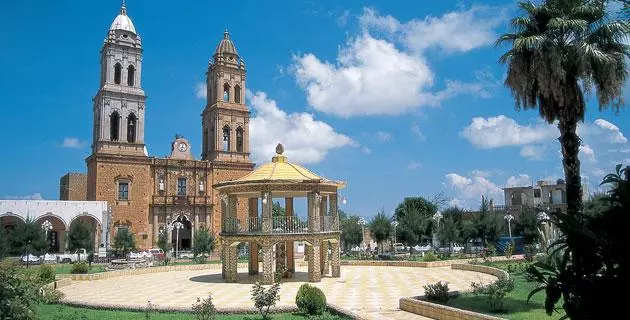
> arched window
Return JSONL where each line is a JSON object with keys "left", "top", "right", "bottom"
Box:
{"left": 223, "top": 83, "right": 230, "bottom": 102}
{"left": 127, "top": 65, "right": 135, "bottom": 86}
{"left": 114, "top": 63, "right": 122, "bottom": 84}
{"left": 222, "top": 125, "right": 231, "bottom": 152}
{"left": 236, "top": 127, "right": 244, "bottom": 152}
{"left": 234, "top": 85, "right": 241, "bottom": 103}
{"left": 127, "top": 113, "right": 137, "bottom": 143}
{"left": 110, "top": 111, "right": 120, "bottom": 141}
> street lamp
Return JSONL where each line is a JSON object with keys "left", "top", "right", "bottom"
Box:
{"left": 358, "top": 217, "right": 367, "bottom": 250}
{"left": 432, "top": 211, "right": 443, "bottom": 248}
{"left": 504, "top": 214, "right": 514, "bottom": 239}
{"left": 391, "top": 220, "right": 399, "bottom": 244}
{"left": 537, "top": 211, "right": 551, "bottom": 249}
{"left": 42, "top": 220, "right": 53, "bottom": 252}
{"left": 173, "top": 221, "right": 184, "bottom": 258}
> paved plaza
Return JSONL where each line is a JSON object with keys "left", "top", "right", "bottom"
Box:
{"left": 59, "top": 264, "right": 496, "bottom": 320}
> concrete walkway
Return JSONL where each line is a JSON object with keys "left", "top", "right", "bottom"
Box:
{"left": 59, "top": 264, "right": 496, "bottom": 320}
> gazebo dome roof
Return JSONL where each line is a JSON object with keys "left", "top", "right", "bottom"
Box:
{"left": 215, "top": 144, "right": 345, "bottom": 189}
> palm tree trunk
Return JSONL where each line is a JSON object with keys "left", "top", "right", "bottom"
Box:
{"left": 557, "top": 118, "right": 583, "bottom": 218}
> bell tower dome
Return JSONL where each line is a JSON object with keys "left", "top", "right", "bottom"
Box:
{"left": 201, "top": 30, "right": 251, "bottom": 163}
{"left": 91, "top": 1, "right": 147, "bottom": 156}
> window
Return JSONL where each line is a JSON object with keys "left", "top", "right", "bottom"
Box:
{"left": 222, "top": 125, "right": 231, "bottom": 151}
{"left": 110, "top": 111, "right": 120, "bottom": 141}
{"left": 118, "top": 182, "right": 129, "bottom": 200}
{"left": 127, "top": 113, "right": 137, "bottom": 143}
{"left": 177, "top": 178, "right": 187, "bottom": 196}
{"left": 234, "top": 85, "right": 241, "bottom": 103}
{"left": 534, "top": 189, "right": 541, "bottom": 198}
{"left": 114, "top": 63, "right": 122, "bottom": 84}
{"left": 223, "top": 83, "right": 230, "bottom": 102}
{"left": 127, "top": 65, "right": 135, "bottom": 86}
{"left": 548, "top": 191, "right": 554, "bottom": 204}
{"left": 236, "top": 127, "right": 244, "bottom": 152}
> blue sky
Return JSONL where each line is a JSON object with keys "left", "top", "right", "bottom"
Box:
{"left": 1, "top": 0, "right": 628, "bottom": 217}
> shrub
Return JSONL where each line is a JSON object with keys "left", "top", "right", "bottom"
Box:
{"left": 423, "top": 281, "right": 450, "bottom": 303}
{"left": 71, "top": 261, "right": 89, "bottom": 274}
{"left": 38, "top": 264, "right": 56, "bottom": 283}
{"left": 471, "top": 274, "right": 515, "bottom": 311}
{"left": 423, "top": 252, "right": 438, "bottom": 262}
{"left": 161, "top": 257, "right": 171, "bottom": 266}
{"left": 0, "top": 260, "right": 41, "bottom": 320}
{"left": 296, "top": 283, "right": 327, "bottom": 315}
{"left": 251, "top": 281, "right": 281, "bottom": 319}
{"left": 504, "top": 242, "right": 514, "bottom": 258}
{"left": 193, "top": 256, "right": 208, "bottom": 264}
{"left": 192, "top": 295, "right": 216, "bottom": 320}
{"left": 524, "top": 244, "right": 537, "bottom": 262}
{"left": 40, "top": 285, "right": 65, "bottom": 304}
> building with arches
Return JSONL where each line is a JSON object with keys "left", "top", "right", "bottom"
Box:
{"left": 60, "top": 2, "right": 256, "bottom": 250}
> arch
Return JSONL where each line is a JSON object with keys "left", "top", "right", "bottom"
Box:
{"left": 223, "top": 83, "right": 230, "bottom": 102}
{"left": 234, "top": 84, "right": 241, "bottom": 103}
{"left": 236, "top": 127, "right": 244, "bottom": 152}
{"left": 171, "top": 215, "right": 192, "bottom": 252}
{"left": 127, "top": 65, "right": 135, "bottom": 86}
{"left": 34, "top": 213, "right": 69, "bottom": 230}
{"left": 35, "top": 214, "right": 68, "bottom": 253}
{"left": 68, "top": 213, "right": 102, "bottom": 228}
{"left": 110, "top": 111, "right": 120, "bottom": 141}
{"left": 222, "top": 125, "right": 231, "bottom": 152}
{"left": 0, "top": 212, "right": 26, "bottom": 223}
{"left": 114, "top": 63, "right": 122, "bottom": 84}
{"left": 127, "top": 113, "right": 137, "bottom": 143}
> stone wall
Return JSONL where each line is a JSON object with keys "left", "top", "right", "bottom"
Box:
{"left": 59, "top": 172, "right": 87, "bottom": 201}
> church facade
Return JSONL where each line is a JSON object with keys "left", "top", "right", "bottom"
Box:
{"left": 63, "top": 3, "right": 255, "bottom": 250}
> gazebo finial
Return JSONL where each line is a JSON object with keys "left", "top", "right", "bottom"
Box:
{"left": 275, "top": 143, "right": 284, "bottom": 155}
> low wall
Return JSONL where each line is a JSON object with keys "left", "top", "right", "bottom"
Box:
{"left": 340, "top": 255, "right": 522, "bottom": 268}
{"left": 56, "top": 263, "right": 247, "bottom": 281}
{"left": 398, "top": 264, "right": 509, "bottom": 320}
{"left": 43, "top": 278, "right": 72, "bottom": 291}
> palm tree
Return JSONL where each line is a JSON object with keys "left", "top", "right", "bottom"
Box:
{"left": 497, "top": 0, "right": 627, "bottom": 270}
{"left": 497, "top": 0, "right": 628, "bottom": 224}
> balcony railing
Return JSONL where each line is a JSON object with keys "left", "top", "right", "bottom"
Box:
{"left": 222, "top": 215, "right": 338, "bottom": 234}
{"left": 151, "top": 195, "right": 211, "bottom": 206}
{"left": 491, "top": 203, "right": 567, "bottom": 214}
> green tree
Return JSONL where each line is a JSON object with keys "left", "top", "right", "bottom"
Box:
{"left": 0, "top": 260, "right": 42, "bottom": 320}
{"left": 368, "top": 210, "right": 392, "bottom": 253}
{"left": 157, "top": 231, "right": 172, "bottom": 253}
{"left": 0, "top": 221, "right": 7, "bottom": 259}
{"left": 68, "top": 220, "right": 94, "bottom": 261}
{"left": 394, "top": 197, "right": 436, "bottom": 247}
{"left": 473, "top": 203, "right": 504, "bottom": 246}
{"left": 514, "top": 208, "right": 541, "bottom": 245}
{"left": 192, "top": 227, "right": 215, "bottom": 260}
{"left": 113, "top": 228, "right": 136, "bottom": 257}
{"left": 437, "top": 207, "right": 468, "bottom": 252}
{"left": 9, "top": 218, "right": 47, "bottom": 267}
{"left": 272, "top": 201, "right": 285, "bottom": 217}
{"left": 340, "top": 215, "right": 362, "bottom": 252}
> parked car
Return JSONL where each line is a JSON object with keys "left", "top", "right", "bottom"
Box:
{"left": 392, "top": 243, "right": 405, "bottom": 253}
{"left": 129, "top": 250, "right": 153, "bottom": 259}
{"left": 58, "top": 249, "right": 89, "bottom": 263}
{"left": 178, "top": 250, "right": 194, "bottom": 259}
{"left": 148, "top": 248, "right": 165, "bottom": 259}
{"left": 21, "top": 254, "right": 43, "bottom": 265}
{"left": 42, "top": 253, "right": 58, "bottom": 263}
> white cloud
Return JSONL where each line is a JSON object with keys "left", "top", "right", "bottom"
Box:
{"left": 593, "top": 119, "right": 627, "bottom": 143}
{"left": 444, "top": 172, "right": 502, "bottom": 206}
{"left": 448, "top": 198, "right": 465, "bottom": 208}
{"left": 520, "top": 145, "right": 544, "bottom": 160}
{"left": 195, "top": 82, "right": 207, "bottom": 99}
{"left": 375, "top": 131, "right": 393, "bottom": 142}
{"left": 2, "top": 193, "right": 44, "bottom": 200}
{"left": 248, "top": 91, "right": 355, "bottom": 164}
{"left": 61, "top": 137, "right": 87, "bottom": 148}
{"left": 337, "top": 10, "right": 350, "bottom": 26}
{"left": 407, "top": 161, "right": 422, "bottom": 170}
{"left": 461, "top": 115, "right": 556, "bottom": 149}
{"left": 360, "top": 6, "right": 505, "bottom": 53}
{"left": 410, "top": 121, "right": 426, "bottom": 141}
{"left": 506, "top": 174, "right": 531, "bottom": 187}
{"left": 580, "top": 144, "right": 596, "bottom": 162}
{"left": 471, "top": 169, "right": 491, "bottom": 178}
{"left": 361, "top": 147, "right": 372, "bottom": 154}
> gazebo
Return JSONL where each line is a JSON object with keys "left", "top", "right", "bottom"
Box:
{"left": 214, "top": 144, "right": 344, "bottom": 284}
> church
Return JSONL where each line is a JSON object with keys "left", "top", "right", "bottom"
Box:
{"left": 61, "top": 2, "right": 255, "bottom": 250}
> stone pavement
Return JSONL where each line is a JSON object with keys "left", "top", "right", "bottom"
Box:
{"left": 59, "top": 264, "right": 496, "bottom": 320}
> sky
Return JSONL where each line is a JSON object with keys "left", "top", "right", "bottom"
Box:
{"left": 0, "top": 0, "right": 628, "bottom": 218}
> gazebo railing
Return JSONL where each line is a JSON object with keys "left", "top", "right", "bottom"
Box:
{"left": 223, "top": 216, "right": 338, "bottom": 234}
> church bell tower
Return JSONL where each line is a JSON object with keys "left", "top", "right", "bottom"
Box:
{"left": 201, "top": 31, "right": 251, "bottom": 163}
{"left": 92, "top": 2, "right": 147, "bottom": 156}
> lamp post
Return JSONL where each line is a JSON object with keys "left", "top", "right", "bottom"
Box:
{"left": 173, "top": 221, "right": 183, "bottom": 259}
{"left": 504, "top": 213, "right": 514, "bottom": 239}
{"left": 358, "top": 217, "right": 367, "bottom": 250}
{"left": 391, "top": 220, "right": 399, "bottom": 244}
{"left": 42, "top": 220, "right": 53, "bottom": 252}
{"left": 432, "top": 211, "right": 443, "bottom": 248}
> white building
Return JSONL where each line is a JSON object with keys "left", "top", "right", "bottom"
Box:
{"left": 0, "top": 200, "right": 110, "bottom": 253}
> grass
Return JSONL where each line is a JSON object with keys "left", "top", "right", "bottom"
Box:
{"left": 37, "top": 304, "right": 347, "bottom": 320}
{"left": 444, "top": 260, "right": 564, "bottom": 320}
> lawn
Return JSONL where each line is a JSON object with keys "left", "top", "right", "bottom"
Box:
{"left": 37, "top": 304, "right": 347, "bottom": 320}
{"left": 445, "top": 261, "right": 564, "bottom": 320}
{"left": 52, "top": 264, "right": 106, "bottom": 274}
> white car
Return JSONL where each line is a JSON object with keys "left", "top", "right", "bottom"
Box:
{"left": 21, "top": 254, "right": 43, "bottom": 264}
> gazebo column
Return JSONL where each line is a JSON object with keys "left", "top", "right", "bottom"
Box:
{"left": 321, "top": 241, "right": 329, "bottom": 275}
{"left": 307, "top": 239, "right": 322, "bottom": 282}
{"left": 285, "top": 197, "right": 295, "bottom": 277}
{"left": 307, "top": 192, "right": 321, "bottom": 232}
{"left": 221, "top": 242, "right": 227, "bottom": 279}
{"left": 262, "top": 191, "right": 273, "bottom": 233}
{"left": 330, "top": 194, "right": 339, "bottom": 231}
{"left": 261, "top": 243, "right": 274, "bottom": 285}
{"left": 226, "top": 244, "right": 238, "bottom": 282}
{"left": 331, "top": 240, "right": 341, "bottom": 278}
{"left": 248, "top": 198, "right": 259, "bottom": 275}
